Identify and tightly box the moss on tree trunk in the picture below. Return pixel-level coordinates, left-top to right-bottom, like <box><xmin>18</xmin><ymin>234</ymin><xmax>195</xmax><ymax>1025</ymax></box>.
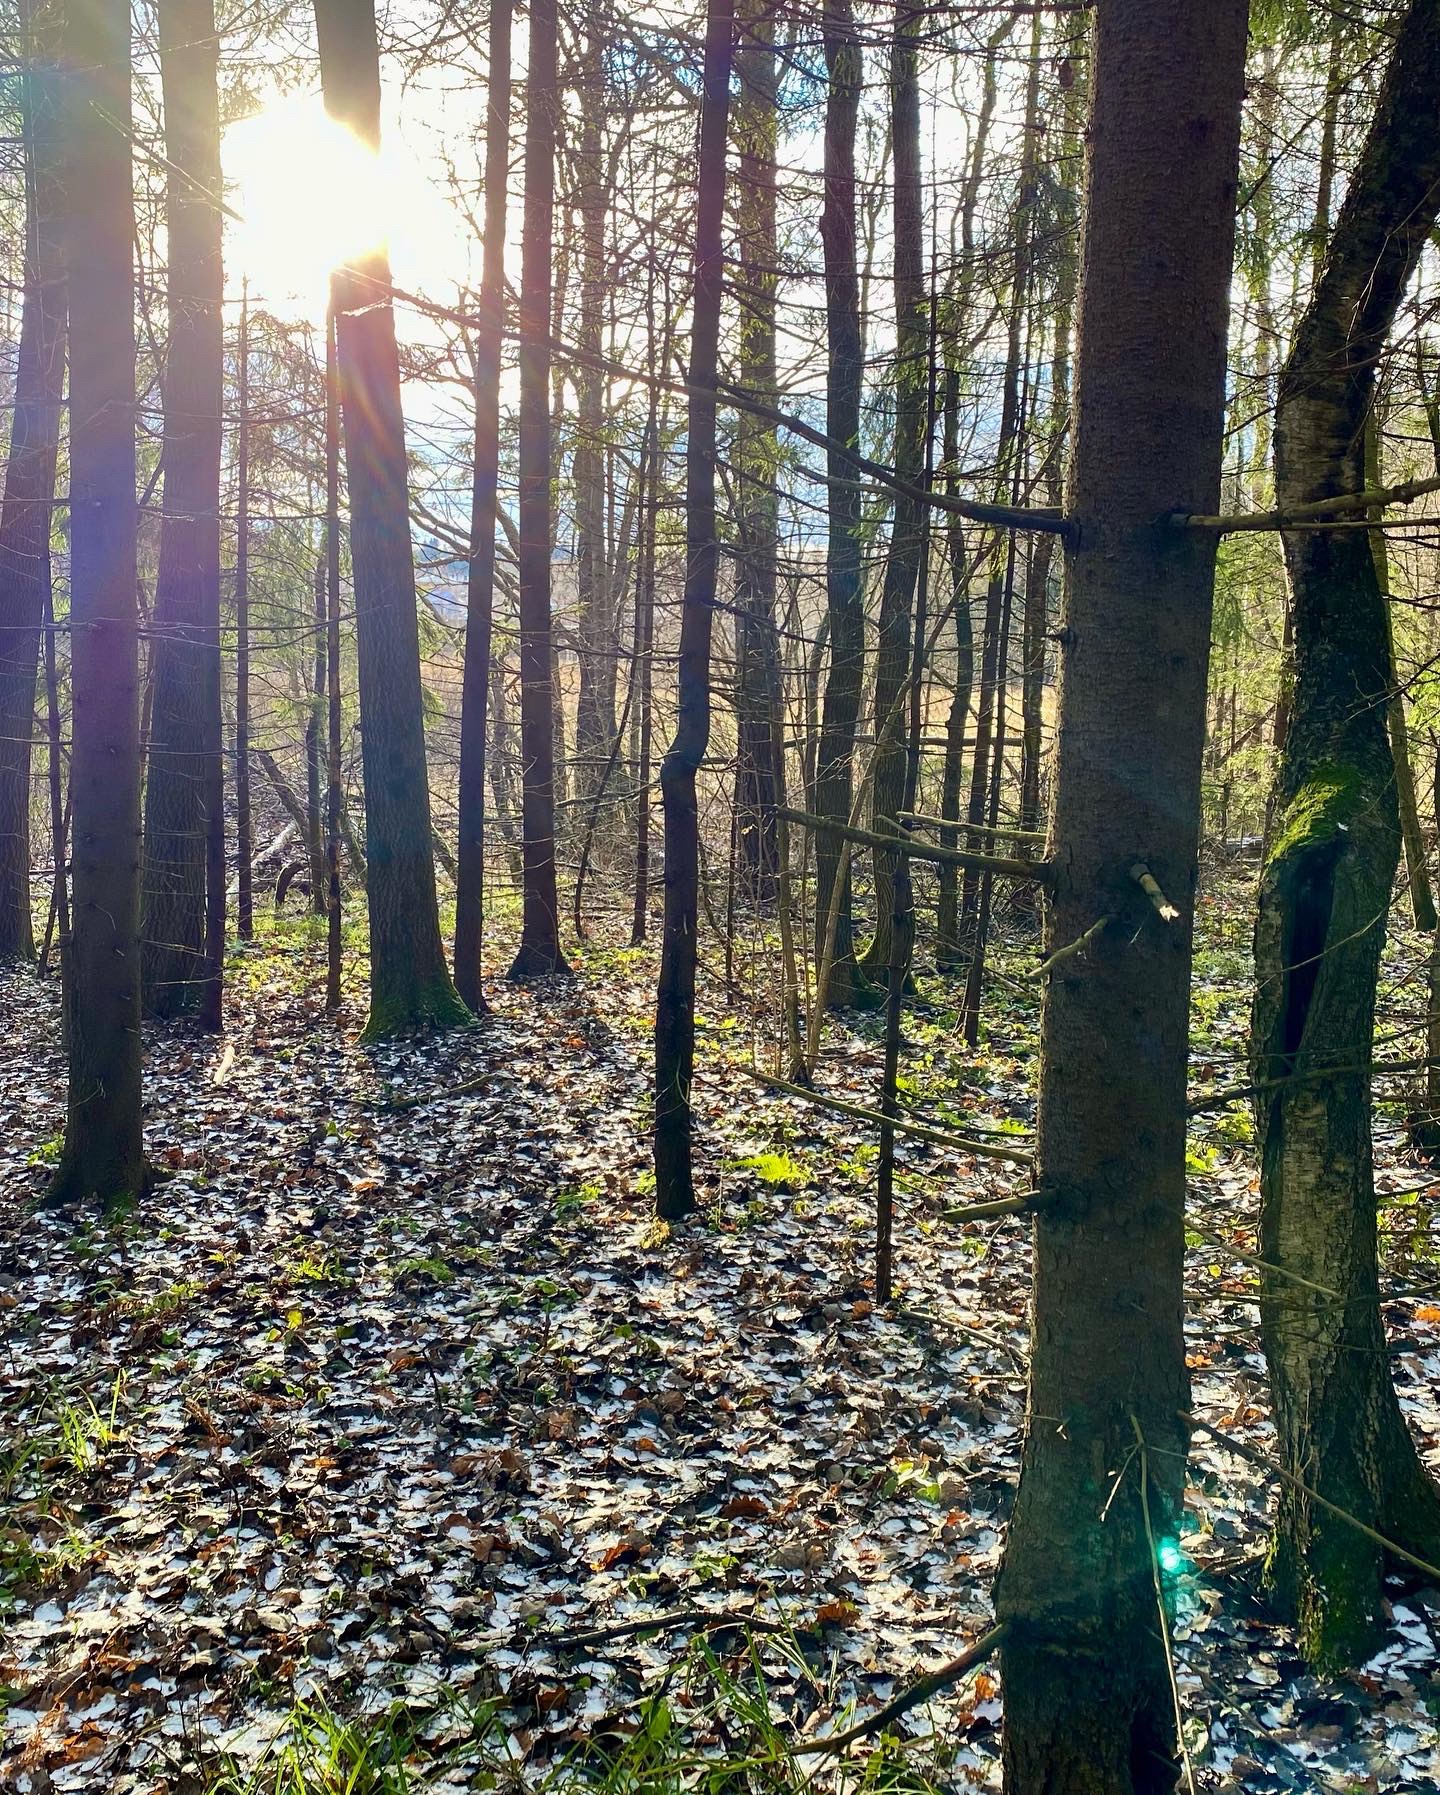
<box><xmin>1251</xmin><ymin>0</ymin><xmax>1440</xmax><ymax>1670</ymax></box>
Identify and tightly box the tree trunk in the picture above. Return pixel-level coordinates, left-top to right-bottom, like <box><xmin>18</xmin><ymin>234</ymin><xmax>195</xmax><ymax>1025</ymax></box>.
<box><xmin>49</xmin><ymin>0</ymin><xmax>153</xmax><ymax>1212</ymax></box>
<box><xmin>453</xmin><ymin>0</ymin><xmax>511</xmax><ymax>1013</ymax></box>
<box><xmin>234</xmin><ymin>283</ymin><xmax>254</xmax><ymax>941</ymax></box>
<box><xmin>857</xmin><ymin>6</ymin><xmax>926</xmax><ymax>979</ymax></box>
<box><xmin>142</xmin><ymin>0</ymin><xmax>225</xmax><ymax>1019</ymax></box>
<box><xmin>572</xmin><ymin>26</ymin><xmax>616</xmax><ymax>809</ymax></box>
<box><xmin>653</xmin><ymin>0</ymin><xmax>733</xmax><ymax>1220</ymax></box>
<box><xmin>731</xmin><ymin>0</ymin><xmax>781</xmax><ymax>905</ymax></box>
<box><xmin>811</xmin><ymin>0</ymin><xmax>874</xmax><ymax>1010</ymax></box>
<box><xmin>0</xmin><ymin>0</ymin><xmax>64</xmax><ymax>962</ymax></box>
<box><xmin>324</xmin><ymin>303</ymin><xmax>344</xmax><ymax>1013</ymax></box>
<box><xmin>313</xmin><ymin>0</ymin><xmax>468</xmax><ymax>1033</ymax></box>
<box><xmin>630</xmin><ymin>396</ymin><xmax>660</xmax><ymax>948</ymax></box>
<box><xmin>934</xmin><ymin>361</ymin><xmax>973</xmax><ymax>972</ymax></box>
<box><xmin>305</xmin><ymin>551</ymin><xmax>326</xmax><ymax>915</ymax></box>
<box><xmin>994</xmin><ymin>6</ymin><xmax>1247</xmax><ymax>1789</ymax></box>
<box><xmin>933</xmin><ymin>28</ymin><xmax>1004</xmax><ymax>972</ymax></box>
<box><xmin>1251</xmin><ymin>0</ymin><xmax>1440</xmax><ymax>1671</ymax></box>
<box><xmin>508</xmin><ymin>0</ymin><xmax>570</xmax><ymax>978</ymax></box>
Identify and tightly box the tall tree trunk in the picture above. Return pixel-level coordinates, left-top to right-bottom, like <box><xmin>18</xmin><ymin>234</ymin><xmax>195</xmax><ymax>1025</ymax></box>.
<box><xmin>994</xmin><ymin>6</ymin><xmax>1247</xmax><ymax>1790</ymax></box>
<box><xmin>572</xmin><ymin>26</ymin><xmax>616</xmax><ymax>808</ymax></box>
<box><xmin>731</xmin><ymin>0</ymin><xmax>781</xmax><ymax>905</ymax></box>
<box><xmin>934</xmin><ymin>360</ymin><xmax>973</xmax><ymax>971</ymax></box>
<box><xmin>49</xmin><ymin>0</ymin><xmax>154</xmax><ymax>1212</ymax></box>
<box><xmin>0</xmin><ymin>0</ymin><xmax>64</xmax><ymax>962</ymax></box>
<box><xmin>811</xmin><ymin>0</ymin><xmax>874</xmax><ymax>1009</ymax></box>
<box><xmin>653</xmin><ymin>0</ymin><xmax>734</xmax><ymax>1220</ymax></box>
<box><xmin>508</xmin><ymin>0</ymin><xmax>570</xmax><ymax>977</ymax></box>
<box><xmin>958</xmin><ymin>29</ymin><xmax>1039</xmax><ymax>975</ymax></box>
<box><xmin>630</xmin><ymin>386</ymin><xmax>660</xmax><ymax>948</ymax></box>
<box><xmin>1251</xmin><ymin>0</ymin><xmax>1440</xmax><ymax>1671</ymax></box>
<box><xmin>1275</xmin><ymin>23</ymin><xmax>1346</xmax><ymax>754</ymax></box>
<box><xmin>857</xmin><ymin>6</ymin><xmax>926</xmax><ymax>979</ymax></box>
<box><xmin>1017</xmin><ymin>14</ymin><xmax>1080</xmax><ymax>844</ymax></box>
<box><xmin>453</xmin><ymin>0</ymin><xmax>511</xmax><ymax>1013</ymax></box>
<box><xmin>304</xmin><ymin>547</ymin><xmax>326</xmax><ymax>915</ymax></box>
<box><xmin>313</xmin><ymin>0</ymin><xmax>468</xmax><ymax>1033</ymax></box>
<box><xmin>933</xmin><ymin>26</ymin><xmax>1004</xmax><ymax>972</ymax></box>
<box><xmin>142</xmin><ymin>0</ymin><xmax>225</xmax><ymax>1019</ymax></box>
<box><xmin>234</xmin><ymin>283</ymin><xmax>254</xmax><ymax>941</ymax></box>
<box><xmin>324</xmin><ymin>303</ymin><xmax>344</xmax><ymax>1013</ymax></box>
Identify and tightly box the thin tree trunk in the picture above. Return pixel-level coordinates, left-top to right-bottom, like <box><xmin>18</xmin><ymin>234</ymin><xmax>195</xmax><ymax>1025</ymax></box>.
<box><xmin>731</xmin><ymin>0</ymin><xmax>781</xmax><ymax>905</ymax></box>
<box><xmin>49</xmin><ymin>0</ymin><xmax>153</xmax><ymax>1212</ymax></box>
<box><xmin>653</xmin><ymin>0</ymin><xmax>734</xmax><ymax>1220</ymax></box>
<box><xmin>958</xmin><ymin>27</ymin><xmax>1038</xmax><ymax>963</ymax></box>
<box><xmin>305</xmin><ymin>552</ymin><xmax>326</xmax><ymax>914</ymax></box>
<box><xmin>857</xmin><ymin>6</ymin><xmax>926</xmax><ymax>980</ymax></box>
<box><xmin>933</xmin><ymin>27</ymin><xmax>1005</xmax><ymax>972</ymax></box>
<box><xmin>1251</xmin><ymin>0</ymin><xmax>1440</xmax><ymax>1671</ymax></box>
<box><xmin>994</xmin><ymin>5</ymin><xmax>1247</xmax><ymax>1788</ymax></box>
<box><xmin>324</xmin><ymin>303</ymin><xmax>344</xmax><ymax>1013</ymax></box>
<box><xmin>0</xmin><ymin>0</ymin><xmax>64</xmax><ymax>962</ymax></box>
<box><xmin>508</xmin><ymin>0</ymin><xmax>570</xmax><ymax>977</ymax></box>
<box><xmin>234</xmin><ymin>281</ymin><xmax>254</xmax><ymax>942</ymax></box>
<box><xmin>934</xmin><ymin>362</ymin><xmax>973</xmax><ymax>971</ymax></box>
<box><xmin>313</xmin><ymin>0</ymin><xmax>467</xmax><ymax>1032</ymax></box>
<box><xmin>572</xmin><ymin>25</ymin><xmax>616</xmax><ymax>808</ymax></box>
<box><xmin>453</xmin><ymin>0</ymin><xmax>511</xmax><ymax>1013</ymax></box>
<box><xmin>40</xmin><ymin>570</ymin><xmax>68</xmax><ymax>990</ymax></box>
<box><xmin>811</xmin><ymin>0</ymin><xmax>874</xmax><ymax>1011</ymax></box>
<box><xmin>1275</xmin><ymin>24</ymin><xmax>1345</xmax><ymax>754</ymax></box>
<box><xmin>630</xmin><ymin>403</ymin><xmax>659</xmax><ymax>947</ymax></box>
<box><xmin>143</xmin><ymin>0</ymin><xmax>225</xmax><ymax>1018</ymax></box>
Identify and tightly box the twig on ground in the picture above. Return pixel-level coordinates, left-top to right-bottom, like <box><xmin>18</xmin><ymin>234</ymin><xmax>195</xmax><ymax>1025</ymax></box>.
<box><xmin>792</xmin><ymin>1622</ymin><xmax>1010</xmax><ymax>1754</ymax></box>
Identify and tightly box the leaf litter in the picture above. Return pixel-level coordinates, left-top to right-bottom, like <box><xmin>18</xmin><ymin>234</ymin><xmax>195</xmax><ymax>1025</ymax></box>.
<box><xmin>1</xmin><ymin>894</ymin><xmax>1438</xmax><ymax>1792</ymax></box>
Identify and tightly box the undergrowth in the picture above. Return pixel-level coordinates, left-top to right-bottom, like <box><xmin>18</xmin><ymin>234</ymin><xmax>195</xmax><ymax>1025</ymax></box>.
<box><xmin>182</xmin><ymin>1629</ymin><xmax>958</xmax><ymax>1795</ymax></box>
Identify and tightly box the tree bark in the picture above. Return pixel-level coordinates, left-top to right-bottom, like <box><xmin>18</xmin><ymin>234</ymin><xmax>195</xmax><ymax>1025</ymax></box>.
<box><xmin>0</xmin><ymin>0</ymin><xmax>65</xmax><ymax>962</ymax></box>
<box><xmin>857</xmin><ymin>6</ymin><xmax>926</xmax><ymax>979</ymax></box>
<box><xmin>571</xmin><ymin>24</ymin><xmax>617</xmax><ymax>810</ymax></box>
<box><xmin>453</xmin><ymin>0</ymin><xmax>511</xmax><ymax>1014</ymax></box>
<box><xmin>1251</xmin><ymin>0</ymin><xmax>1440</xmax><ymax>1671</ymax></box>
<box><xmin>313</xmin><ymin>0</ymin><xmax>468</xmax><ymax>1032</ymax></box>
<box><xmin>731</xmin><ymin>0</ymin><xmax>782</xmax><ymax>905</ymax></box>
<box><xmin>508</xmin><ymin>0</ymin><xmax>570</xmax><ymax>978</ymax></box>
<box><xmin>234</xmin><ymin>283</ymin><xmax>254</xmax><ymax>941</ymax></box>
<box><xmin>49</xmin><ymin>0</ymin><xmax>153</xmax><ymax>1212</ymax></box>
<box><xmin>653</xmin><ymin>0</ymin><xmax>734</xmax><ymax>1220</ymax></box>
<box><xmin>994</xmin><ymin>5</ymin><xmax>1247</xmax><ymax>1789</ymax></box>
<box><xmin>324</xmin><ymin>304</ymin><xmax>344</xmax><ymax>1013</ymax></box>
<box><xmin>142</xmin><ymin>0</ymin><xmax>226</xmax><ymax>1019</ymax></box>
<box><xmin>811</xmin><ymin>0</ymin><xmax>875</xmax><ymax>1009</ymax></box>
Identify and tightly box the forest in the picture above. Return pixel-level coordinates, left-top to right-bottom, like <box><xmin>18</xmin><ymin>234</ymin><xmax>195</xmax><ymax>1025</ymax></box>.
<box><xmin>4</xmin><ymin>0</ymin><xmax>1440</xmax><ymax>1789</ymax></box>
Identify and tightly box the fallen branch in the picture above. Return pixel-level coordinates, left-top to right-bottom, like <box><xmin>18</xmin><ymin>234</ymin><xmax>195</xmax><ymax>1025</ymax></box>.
<box><xmin>1188</xmin><ymin>1054</ymin><xmax>1440</xmax><ymax>1114</ymax></box>
<box><xmin>744</xmin><ymin>1067</ymin><xmax>1033</xmax><ymax>1165</ymax></box>
<box><xmin>1184</xmin><ymin>1412</ymin><xmax>1440</xmax><ymax>1584</ymax></box>
<box><xmin>793</xmin><ymin>1622</ymin><xmax>1010</xmax><ymax>1755</ymax></box>
<box><xmin>777</xmin><ymin>806</ymin><xmax>1046</xmax><ymax>881</ymax></box>
<box><xmin>549</xmin><ymin>1607</ymin><xmax>791</xmax><ymax>1649</ymax></box>
<box><xmin>376</xmin><ymin>1071</ymin><xmax>489</xmax><ymax>1113</ymax></box>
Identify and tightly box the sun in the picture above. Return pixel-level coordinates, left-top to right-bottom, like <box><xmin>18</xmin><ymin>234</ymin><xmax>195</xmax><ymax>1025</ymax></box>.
<box><xmin>223</xmin><ymin>93</ymin><xmax>455</xmax><ymax>320</ymax></box>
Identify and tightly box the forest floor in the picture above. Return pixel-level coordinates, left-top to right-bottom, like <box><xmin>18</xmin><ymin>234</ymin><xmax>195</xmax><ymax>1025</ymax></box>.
<box><xmin>3</xmin><ymin>874</ymin><xmax>1440</xmax><ymax>1794</ymax></box>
